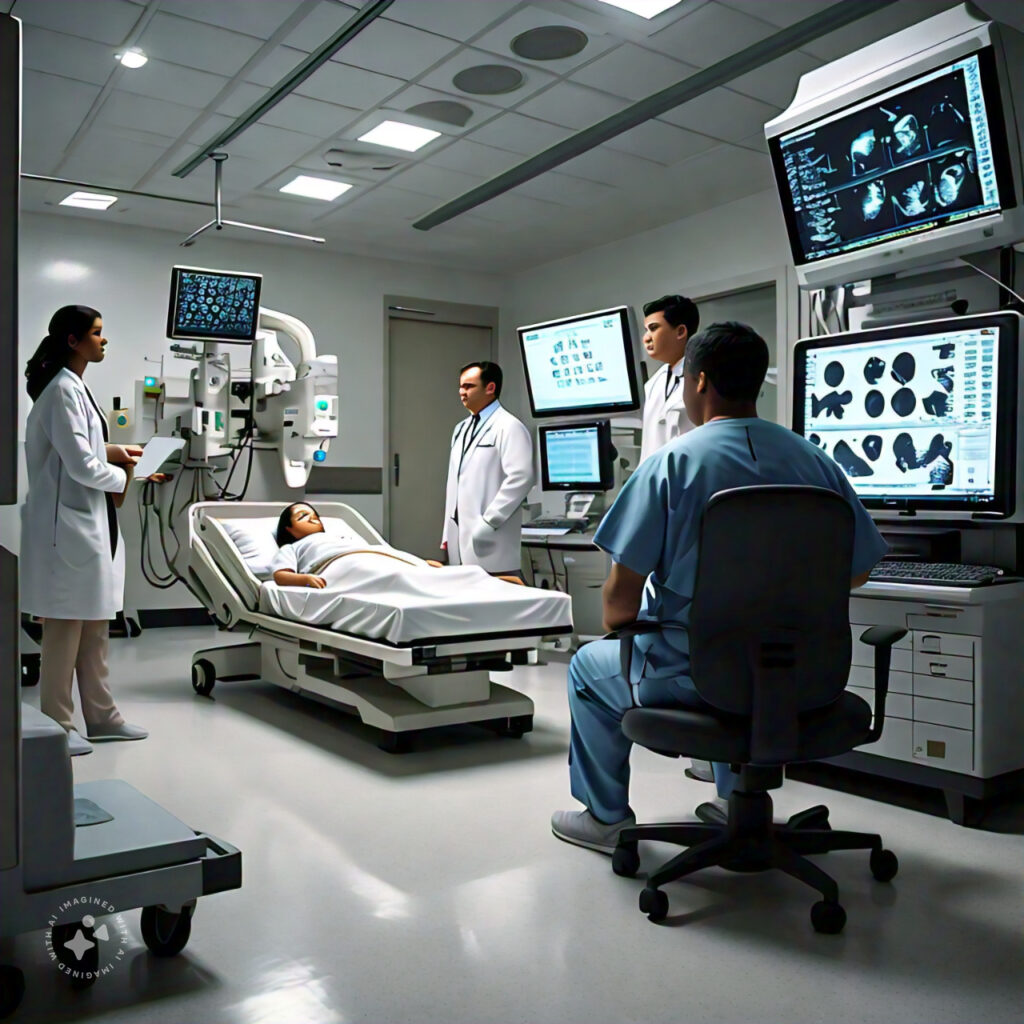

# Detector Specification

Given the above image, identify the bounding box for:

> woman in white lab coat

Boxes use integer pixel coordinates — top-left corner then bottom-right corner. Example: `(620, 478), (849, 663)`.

(21, 305), (148, 757)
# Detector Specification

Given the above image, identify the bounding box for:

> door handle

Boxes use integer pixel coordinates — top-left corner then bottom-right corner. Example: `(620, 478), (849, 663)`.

(394, 453), (400, 486)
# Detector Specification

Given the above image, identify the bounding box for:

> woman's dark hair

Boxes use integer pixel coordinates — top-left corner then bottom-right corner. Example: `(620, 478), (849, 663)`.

(276, 502), (321, 546)
(25, 305), (101, 400)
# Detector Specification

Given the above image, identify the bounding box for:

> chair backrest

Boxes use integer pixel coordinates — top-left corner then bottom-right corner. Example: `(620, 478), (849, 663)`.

(688, 485), (854, 762)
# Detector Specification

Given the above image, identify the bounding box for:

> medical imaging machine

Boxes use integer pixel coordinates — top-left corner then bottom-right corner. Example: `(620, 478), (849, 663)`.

(0, 18), (240, 1018)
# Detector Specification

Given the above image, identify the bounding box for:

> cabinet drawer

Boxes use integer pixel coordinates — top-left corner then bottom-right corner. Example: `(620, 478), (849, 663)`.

(912, 652), (973, 682)
(913, 674), (973, 703)
(848, 685), (911, 720)
(913, 632), (977, 658)
(850, 626), (911, 669)
(906, 606), (983, 634)
(857, 717), (912, 761)
(913, 697), (973, 730)
(913, 723), (973, 773)
(848, 666), (911, 694)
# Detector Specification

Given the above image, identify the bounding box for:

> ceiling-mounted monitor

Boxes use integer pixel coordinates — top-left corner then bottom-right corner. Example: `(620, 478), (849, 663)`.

(766, 5), (1024, 289)
(792, 311), (1023, 522)
(518, 306), (641, 419)
(166, 265), (262, 342)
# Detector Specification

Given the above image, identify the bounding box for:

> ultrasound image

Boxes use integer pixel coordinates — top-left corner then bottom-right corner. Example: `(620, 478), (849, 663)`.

(865, 390), (885, 418)
(922, 390), (950, 416)
(891, 387), (916, 416)
(834, 439), (873, 477)
(811, 391), (853, 419)
(864, 357), (885, 384)
(891, 352), (916, 384)
(862, 435), (882, 461)
(809, 433), (824, 449)
(824, 361), (845, 387)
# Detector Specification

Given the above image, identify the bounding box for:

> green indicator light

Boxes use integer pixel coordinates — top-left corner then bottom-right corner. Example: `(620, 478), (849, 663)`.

(317, 399), (328, 411)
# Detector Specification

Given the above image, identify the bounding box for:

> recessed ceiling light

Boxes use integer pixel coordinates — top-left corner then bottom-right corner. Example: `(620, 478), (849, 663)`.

(357, 120), (441, 153)
(594, 0), (682, 18)
(114, 47), (148, 69)
(59, 191), (118, 210)
(279, 175), (353, 201)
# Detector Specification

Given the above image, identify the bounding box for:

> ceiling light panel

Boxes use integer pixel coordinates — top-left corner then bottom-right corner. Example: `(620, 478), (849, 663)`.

(358, 120), (441, 152)
(60, 191), (118, 210)
(279, 175), (353, 201)
(114, 47), (148, 68)
(594, 0), (683, 17)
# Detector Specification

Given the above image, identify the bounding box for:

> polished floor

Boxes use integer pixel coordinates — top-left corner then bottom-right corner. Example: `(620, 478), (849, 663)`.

(6, 625), (1024, 1023)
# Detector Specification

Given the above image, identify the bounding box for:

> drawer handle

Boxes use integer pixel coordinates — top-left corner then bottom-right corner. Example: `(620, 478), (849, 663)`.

(929, 662), (947, 676)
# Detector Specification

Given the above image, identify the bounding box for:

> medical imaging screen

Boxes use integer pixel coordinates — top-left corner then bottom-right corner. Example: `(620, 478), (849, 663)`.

(541, 424), (606, 488)
(772, 50), (1010, 266)
(520, 308), (639, 417)
(799, 325), (1000, 502)
(168, 267), (262, 341)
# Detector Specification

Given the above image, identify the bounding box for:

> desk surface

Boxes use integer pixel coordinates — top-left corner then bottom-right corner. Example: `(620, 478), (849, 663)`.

(521, 532), (600, 551)
(855, 579), (1024, 604)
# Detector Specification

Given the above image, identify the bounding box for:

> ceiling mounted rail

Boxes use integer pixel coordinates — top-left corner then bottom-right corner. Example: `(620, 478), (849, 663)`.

(413, 0), (899, 230)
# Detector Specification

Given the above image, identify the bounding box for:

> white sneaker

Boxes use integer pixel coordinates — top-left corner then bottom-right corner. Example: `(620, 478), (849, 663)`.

(551, 809), (635, 855)
(66, 729), (93, 757)
(86, 722), (148, 741)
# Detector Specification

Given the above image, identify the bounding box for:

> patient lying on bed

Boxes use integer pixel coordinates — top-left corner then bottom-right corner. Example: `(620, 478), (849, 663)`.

(270, 503), (524, 588)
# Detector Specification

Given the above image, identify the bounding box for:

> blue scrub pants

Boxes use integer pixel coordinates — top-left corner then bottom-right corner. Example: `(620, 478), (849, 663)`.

(568, 638), (737, 824)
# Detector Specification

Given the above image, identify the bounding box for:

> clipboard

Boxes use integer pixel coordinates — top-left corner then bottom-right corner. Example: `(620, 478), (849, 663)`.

(132, 436), (186, 479)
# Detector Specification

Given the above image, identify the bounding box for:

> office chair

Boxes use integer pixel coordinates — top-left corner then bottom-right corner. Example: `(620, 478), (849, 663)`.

(611, 485), (905, 934)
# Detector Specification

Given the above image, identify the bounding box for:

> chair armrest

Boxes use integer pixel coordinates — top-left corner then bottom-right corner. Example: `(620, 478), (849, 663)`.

(858, 626), (908, 743)
(605, 621), (661, 684)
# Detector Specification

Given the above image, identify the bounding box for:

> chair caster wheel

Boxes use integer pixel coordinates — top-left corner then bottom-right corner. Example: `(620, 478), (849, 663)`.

(612, 843), (639, 878)
(811, 900), (846, 934)
(639, 887), (668, 922)
(870, 848), (898, 882)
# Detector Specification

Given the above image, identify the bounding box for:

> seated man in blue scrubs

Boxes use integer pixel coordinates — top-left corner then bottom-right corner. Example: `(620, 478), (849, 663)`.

(552, 321), (888, 852)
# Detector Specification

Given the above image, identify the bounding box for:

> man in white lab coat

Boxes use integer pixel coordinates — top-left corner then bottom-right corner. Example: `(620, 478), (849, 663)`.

(441, 361), (534, 576)
(639, 294), (700, 464)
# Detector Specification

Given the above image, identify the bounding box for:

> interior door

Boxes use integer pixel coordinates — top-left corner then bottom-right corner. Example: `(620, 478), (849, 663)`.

(388, 318), (491, 557)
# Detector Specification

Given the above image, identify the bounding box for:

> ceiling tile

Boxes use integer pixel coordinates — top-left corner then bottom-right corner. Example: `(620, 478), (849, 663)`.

(513, 171), (618, 208)
(716, 0), (843, 29)
(727, 49), (819, 108)
(258, 94), (360, 137)
(558, 147), (665, 188)
(222, 122), (323, 167)
(283, 1), (363, 52)
(471, 5), (619, 74)
(387, 163), (487, 202)
(418, 47), (558, 110)
(382, 0), (520, 43)
(21, 26), (115, 87)
(12, 0), (144, 46)
(424, 139), (523, 178)
(60, 130), (170, 188)
(117, 59), (232, 110)
(465, 190), (563, 226)
(570, 43), (696, 101)
(137, 12), (265, 76)
(660, 87), (780, 143)
(329, 184), (436, 220)
(645, 2), (777, 66)
(466, 111), (573, 155)
(516, 82), (630, 131)
(157, 0), (311, 39)
(603, 119), (721, 165)
(20, 71), (102, 173)
(216, 82), (268, 119)
(94, 91), (203, 141)
(294, 59), (405, 109)
(311, 17), (456, 78)
(245, 45), (309, 88)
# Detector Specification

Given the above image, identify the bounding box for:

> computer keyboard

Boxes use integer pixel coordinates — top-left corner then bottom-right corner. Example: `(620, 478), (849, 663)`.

(527, 517), (586, 531)
(868, 561), (1006, 587)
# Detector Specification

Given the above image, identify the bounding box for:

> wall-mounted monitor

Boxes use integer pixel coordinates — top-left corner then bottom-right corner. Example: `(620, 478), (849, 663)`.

(766, 6), (1024, 288)
(518, 306), (641, 419)
(166, 265), (262, 342)
(539, 420), (615, 492)
(792, 311), (1023, 522)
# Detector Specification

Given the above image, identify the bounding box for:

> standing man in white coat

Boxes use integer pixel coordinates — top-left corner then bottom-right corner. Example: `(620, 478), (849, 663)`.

(441, 361), (534, 577)
(22, 305), (149, 756)
(639, 294), (700, 464)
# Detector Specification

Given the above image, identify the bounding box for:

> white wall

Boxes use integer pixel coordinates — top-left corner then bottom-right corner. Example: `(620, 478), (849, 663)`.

(2, 213), (504, 558)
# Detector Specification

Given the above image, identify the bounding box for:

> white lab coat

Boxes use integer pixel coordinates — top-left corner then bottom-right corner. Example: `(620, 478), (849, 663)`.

(442, 403), (534, 573)
(21, 368), (127, 620)
(639, 359), (692, 463)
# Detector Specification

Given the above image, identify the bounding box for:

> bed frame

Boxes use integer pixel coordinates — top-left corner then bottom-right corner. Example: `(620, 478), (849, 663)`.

(185, 502), (572, 751)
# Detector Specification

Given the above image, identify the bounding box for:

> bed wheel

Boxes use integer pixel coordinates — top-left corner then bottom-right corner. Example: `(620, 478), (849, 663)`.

(140, 904), (193, 957)
(192, 659), (216, 697)
(378, 730), (414, 754)
(490, 714), (533, 739)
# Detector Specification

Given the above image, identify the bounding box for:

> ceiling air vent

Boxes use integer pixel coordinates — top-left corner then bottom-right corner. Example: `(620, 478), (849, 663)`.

(323, 147), (406, 172)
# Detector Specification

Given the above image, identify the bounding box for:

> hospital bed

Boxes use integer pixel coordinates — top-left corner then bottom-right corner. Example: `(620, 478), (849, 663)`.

(186, 502), (573, 751)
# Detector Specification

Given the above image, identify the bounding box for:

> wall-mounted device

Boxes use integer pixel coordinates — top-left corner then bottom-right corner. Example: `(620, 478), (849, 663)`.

(766, 4), (1024, 288)
(792, 311), (1023, 522)
(539, 419), (616, 493)
(518, 306), (641, 419)
(166, 265), (263, 343)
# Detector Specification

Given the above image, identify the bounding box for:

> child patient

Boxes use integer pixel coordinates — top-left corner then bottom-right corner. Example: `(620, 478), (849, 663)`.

(270, 503), (522, 587)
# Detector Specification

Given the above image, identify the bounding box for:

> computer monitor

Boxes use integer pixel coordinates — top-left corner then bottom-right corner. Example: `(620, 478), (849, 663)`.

(166, 265), (262, 343)
(539, 420), (615, 492)
(518, 306), (641, 419)
(792, 311), (1023, 521)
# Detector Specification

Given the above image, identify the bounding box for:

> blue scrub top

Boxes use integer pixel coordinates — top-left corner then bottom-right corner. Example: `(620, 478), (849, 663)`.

(594, 417), (888, 681)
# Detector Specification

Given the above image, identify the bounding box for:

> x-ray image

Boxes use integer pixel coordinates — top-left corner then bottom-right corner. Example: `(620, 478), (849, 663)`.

(933, 152), (980, 209)
(860, 181), (887, 221)
(891, 352), (916, 385)
(850, 129), (882, 176)
(811, 390), (853, 419)
(889, 111), (923, 160)
(922, 390), (950, 416)
(931, 365), (954, 393)
(805, 207), (841, 244)
(864, 357), (886, 384)
(834, 439), (874, 477)
(928, 98), (969, 148)
(862, 435), (883, 461)
(893, 431), (954, 487)
(824, 361), (845, 387)
(892, 177), (930, 219)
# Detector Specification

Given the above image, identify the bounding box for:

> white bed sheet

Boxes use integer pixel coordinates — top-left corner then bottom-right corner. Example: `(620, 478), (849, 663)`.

(259, 554), (571, 645)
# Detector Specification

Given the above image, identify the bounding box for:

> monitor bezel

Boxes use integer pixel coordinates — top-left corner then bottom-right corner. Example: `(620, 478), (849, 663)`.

(518, 306), (641, 419)
(166, 264), (264, 343)
(768, 45), (1017, 274)
(792, 311), (1020, 520)
(539, 419), (615, 492)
